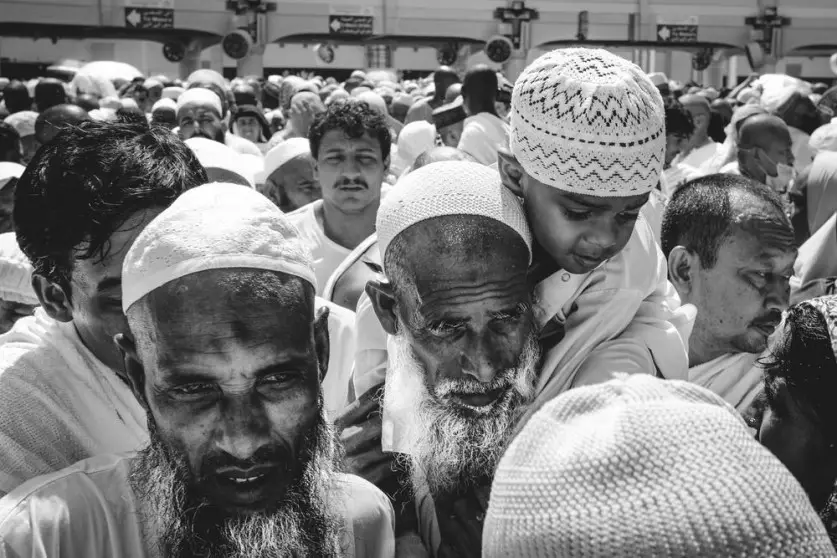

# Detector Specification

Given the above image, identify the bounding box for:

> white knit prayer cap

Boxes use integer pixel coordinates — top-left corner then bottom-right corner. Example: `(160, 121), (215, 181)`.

(151, 97), (177, 114)
(376, 161), (532, 264)
(162, 86), (184, 101)
(175, 87), (223, 118)
(258, 138), (311, 183)
(483, 374), (835, 558)
(511, 48), (665, 197)
(185, 137), (256, 189)
(122, 182), (316, 313)
(3, 111), (37, 138)
(0, 162), (24, 192)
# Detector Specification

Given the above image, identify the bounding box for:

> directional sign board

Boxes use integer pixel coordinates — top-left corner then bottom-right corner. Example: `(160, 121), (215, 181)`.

(125, 7), (174, 29)
(328, 15), (373, 36)
(656, 16), (698, 43)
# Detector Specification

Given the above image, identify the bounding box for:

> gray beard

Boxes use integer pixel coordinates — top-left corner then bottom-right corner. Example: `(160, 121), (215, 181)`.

(128, 404), (343, 558)
(386, 329), (540, 497)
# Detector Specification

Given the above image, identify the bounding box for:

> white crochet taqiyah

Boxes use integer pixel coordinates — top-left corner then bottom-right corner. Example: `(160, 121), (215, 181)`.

(175, 87), (222, 117)
(511, 48), (665, 197)
(185, 137), (257, 189)
(121, 182), (316, 313)
(376, 161), (532, 262)
(259, 137), (311, 183)
(483, 374), (835, 557)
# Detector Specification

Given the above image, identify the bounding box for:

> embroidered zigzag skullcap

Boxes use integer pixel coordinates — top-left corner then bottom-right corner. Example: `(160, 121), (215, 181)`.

(511, 48), (665, 197)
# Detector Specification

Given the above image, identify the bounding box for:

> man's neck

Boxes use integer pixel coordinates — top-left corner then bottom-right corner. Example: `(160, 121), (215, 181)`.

(687, 336), (730, 368)
(467, 103), (498, 118)
(318, 200), (378, 250)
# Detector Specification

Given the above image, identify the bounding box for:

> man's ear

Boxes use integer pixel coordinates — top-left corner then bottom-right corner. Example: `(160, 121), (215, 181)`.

(313, 161), (320, 183)
(497, 147), (525, 197)
(366, 279), (398, 336)
(31, 274), (72, 323)
(667, 246), (698, 297)
(313, 306), (330, 383)
(383, 155), (391, 174)
(114, 333), (150, 412)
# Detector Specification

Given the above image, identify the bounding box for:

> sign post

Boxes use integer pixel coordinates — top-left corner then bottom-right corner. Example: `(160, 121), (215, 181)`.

(328, 15), (374, 37)
(125, 0), (174, 29)
(656, 16), (698, 44)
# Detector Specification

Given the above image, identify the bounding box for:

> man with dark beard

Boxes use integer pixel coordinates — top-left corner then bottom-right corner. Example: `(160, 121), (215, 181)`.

(0, 183), (395, 558)
(365, 161), (540, 556)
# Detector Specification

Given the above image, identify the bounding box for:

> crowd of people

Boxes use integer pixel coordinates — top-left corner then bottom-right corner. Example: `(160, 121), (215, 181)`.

(0, 46), (835, 556)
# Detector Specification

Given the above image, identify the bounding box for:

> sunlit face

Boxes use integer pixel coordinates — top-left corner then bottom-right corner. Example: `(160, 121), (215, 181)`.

(264, 155), (320, 212)
(131, 271), (325, 515)
(383, 222), (538, 495)
(314, 130), (387, 214)
(687, 229), (795, 356)
(69, 209), (163, 372)
(521, 174), (648, 274)
(178, 104), (225, 143)
(392, 224), (534, 401)
(235, 116), (262, 144)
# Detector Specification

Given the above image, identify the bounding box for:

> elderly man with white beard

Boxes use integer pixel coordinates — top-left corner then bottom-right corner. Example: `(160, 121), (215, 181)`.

(364, 160), (540, 557)
(0, 183), (395, 558)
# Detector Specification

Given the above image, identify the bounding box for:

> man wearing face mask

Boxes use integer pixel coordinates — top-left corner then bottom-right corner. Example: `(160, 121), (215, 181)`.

(732, 114), (796, 194)
(773, 90), (822, 173)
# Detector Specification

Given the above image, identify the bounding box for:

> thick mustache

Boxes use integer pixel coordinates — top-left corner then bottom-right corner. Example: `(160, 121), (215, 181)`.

(337, 179), (367, 188)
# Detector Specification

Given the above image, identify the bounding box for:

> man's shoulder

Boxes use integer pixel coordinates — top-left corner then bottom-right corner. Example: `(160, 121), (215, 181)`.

(0, 454), (142, 556)
(286, 200), (319, 222)
(330, 473), (395, 553)
(0, 453), (134, 525)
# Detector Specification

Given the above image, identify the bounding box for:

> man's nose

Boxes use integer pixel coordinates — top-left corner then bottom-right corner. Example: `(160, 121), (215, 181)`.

(460, 333), (501, 384)
(214, 394), (271, 461)
(765, 277), (791, 313)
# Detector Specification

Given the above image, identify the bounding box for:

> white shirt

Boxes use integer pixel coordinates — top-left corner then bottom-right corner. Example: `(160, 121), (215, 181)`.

(676, 140), (720, 169)
(319, 297), (358, 418)
(516, 215), (694, 429)
(457, 113), (510, 166)
(688, 352), (763, 413)
(0, 453), (395, 558)
(0, 309), (148, 497)
(287, 200), (352, 297)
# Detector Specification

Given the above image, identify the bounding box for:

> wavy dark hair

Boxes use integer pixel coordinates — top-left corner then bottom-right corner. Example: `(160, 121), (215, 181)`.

(14, 121), (207, 293)
(308, 99), (391, 161)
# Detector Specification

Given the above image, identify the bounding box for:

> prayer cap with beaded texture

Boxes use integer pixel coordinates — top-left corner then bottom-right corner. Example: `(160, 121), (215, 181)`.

(122, 182), (316, 313)
(511, 48), (665, 197)
(483, 374), (835, 558)
(376, 161), (532, 264)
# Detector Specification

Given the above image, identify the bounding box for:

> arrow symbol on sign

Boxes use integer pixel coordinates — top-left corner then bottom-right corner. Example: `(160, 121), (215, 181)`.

(127, 9), (141, 27)
(658, 26), (671, 40)
(330, 19), (342, 32)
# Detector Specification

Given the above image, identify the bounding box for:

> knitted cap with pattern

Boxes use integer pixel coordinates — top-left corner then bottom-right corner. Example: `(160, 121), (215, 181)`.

(511, 48), (665, 197)
(483, 374), (835, 558)
(376, 161), (532, 264)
